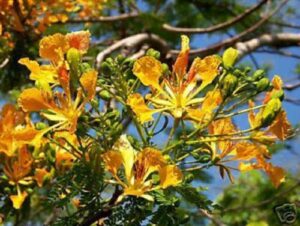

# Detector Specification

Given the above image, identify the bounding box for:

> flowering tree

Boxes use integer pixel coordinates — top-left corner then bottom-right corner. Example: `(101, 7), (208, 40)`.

(0, 1), (299, 225)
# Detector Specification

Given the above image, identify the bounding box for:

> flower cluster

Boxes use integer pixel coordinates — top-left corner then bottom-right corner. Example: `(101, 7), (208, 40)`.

(0, 31), (293, 223)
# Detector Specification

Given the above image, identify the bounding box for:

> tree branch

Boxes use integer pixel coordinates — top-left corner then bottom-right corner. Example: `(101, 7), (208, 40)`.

(95, 33), (169, 69)
(199, 208), (226, 226)
(236, 33), (300, 58)
(64, 12), (139, 23)
(168, 0), (288, 58)
(163, 0), (267, 34)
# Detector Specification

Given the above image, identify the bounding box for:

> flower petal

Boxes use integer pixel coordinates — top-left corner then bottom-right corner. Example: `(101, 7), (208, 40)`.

(66, 31), (90, 53)
(127, 93), (158, 123)
(18, 88), (50, 112)
(268, 110), (292, 140)
(102, 150), (123, 176)
(39, 33), (69, 63)
(80, 69), (97, 100)
(193, 55), (222, 90)
(10, 191), (28, 209)
(173, 35), (190, 79)
(133, 56), (163, 90)
(159, 165), (183, 189)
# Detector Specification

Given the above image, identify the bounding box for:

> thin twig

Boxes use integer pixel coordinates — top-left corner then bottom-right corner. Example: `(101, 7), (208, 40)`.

(163, 0), (267, 34)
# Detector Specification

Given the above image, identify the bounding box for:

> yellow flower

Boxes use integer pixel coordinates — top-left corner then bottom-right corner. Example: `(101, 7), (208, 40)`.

(39, 33), (69, 64)
(10, 191), (28, 209)
(66, 30), (90, 54)
(102, 135), (182, 201)
(34, 168), (50, 187)
(208, 118), (236, 158)
(18, 69), (97, 133)
(39, 31), (91, 64)
(3, 146), (33, 185)
(18, 58), (58, 91)
(127, 35), (222, 123)
(0, 104), (43, 156)
(239, 155), (285, 188)
(268, 110), (292, 141)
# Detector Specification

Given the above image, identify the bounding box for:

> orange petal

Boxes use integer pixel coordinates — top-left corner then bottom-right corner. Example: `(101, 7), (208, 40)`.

(66, 31), (90, 53)
(159, 165), (183, 189)
(173, 35), (190, 79)
(80, 69), (97, 100)
(127, 93), (159, 123)
(39, 33), (69, 63)
(18, 88), (50, 112)
(268, 110), (292, 140)
(193, 55), (222, 90)
(133, 56), (163, 90)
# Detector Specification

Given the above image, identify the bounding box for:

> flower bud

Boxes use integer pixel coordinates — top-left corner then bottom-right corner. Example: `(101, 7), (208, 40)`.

(67, 48), (81, 66)
(99, 90), (111, 101)
(35, 122), (47, 130)
(146, 48), (161, 59)
(261, 98), (281, 127)
(222, 47), (238, 68)
(222, 73), (238, 96)
(100, 62), (112, 75)
(256, 78), (270, 92)
(253, 69), (265, 80)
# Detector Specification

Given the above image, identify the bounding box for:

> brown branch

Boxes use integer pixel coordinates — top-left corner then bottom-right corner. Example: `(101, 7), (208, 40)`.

(270, 20), (300, 29)
(79, 188), (122, 226)
(255, 49), (300, 60)
(199, 209), (226, 226)
(95, 33), (169, 69)
(236, 33), (300, 58)
(168, 0), (289, 58)
(163, 0), (268, 34)
(64, 12), (138, 23)
(283, 82), (300, 91)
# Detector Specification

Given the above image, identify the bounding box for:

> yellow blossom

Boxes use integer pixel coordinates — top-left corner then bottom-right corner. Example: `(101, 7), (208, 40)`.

(128, 35), (222, 123)
(10, 191), (28, 210)
(102, 135), (182, 201)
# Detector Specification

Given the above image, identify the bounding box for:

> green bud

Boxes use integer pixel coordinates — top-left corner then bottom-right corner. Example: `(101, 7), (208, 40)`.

(179, 213), (190, 224)
(253, 69), (265, 80)
(256, 78), (270, 92)
(100, 62), (112, 75)
(80, 62), (91, 73)
(26, 188), (33, 194)
(261, 98), (281, 127)
(4, 187), (11, 193)
(79, 115), (89, 123)
(222, 73), (238, 96)
(67, 48), (81, 66)
(116, 54), (125, 63)
(99, 90), (111, 101)
(223, 47), (239, 68)
(35, 122), (47, 130)
(146, 48), (161, 59)
(162, 63), (170, 74)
